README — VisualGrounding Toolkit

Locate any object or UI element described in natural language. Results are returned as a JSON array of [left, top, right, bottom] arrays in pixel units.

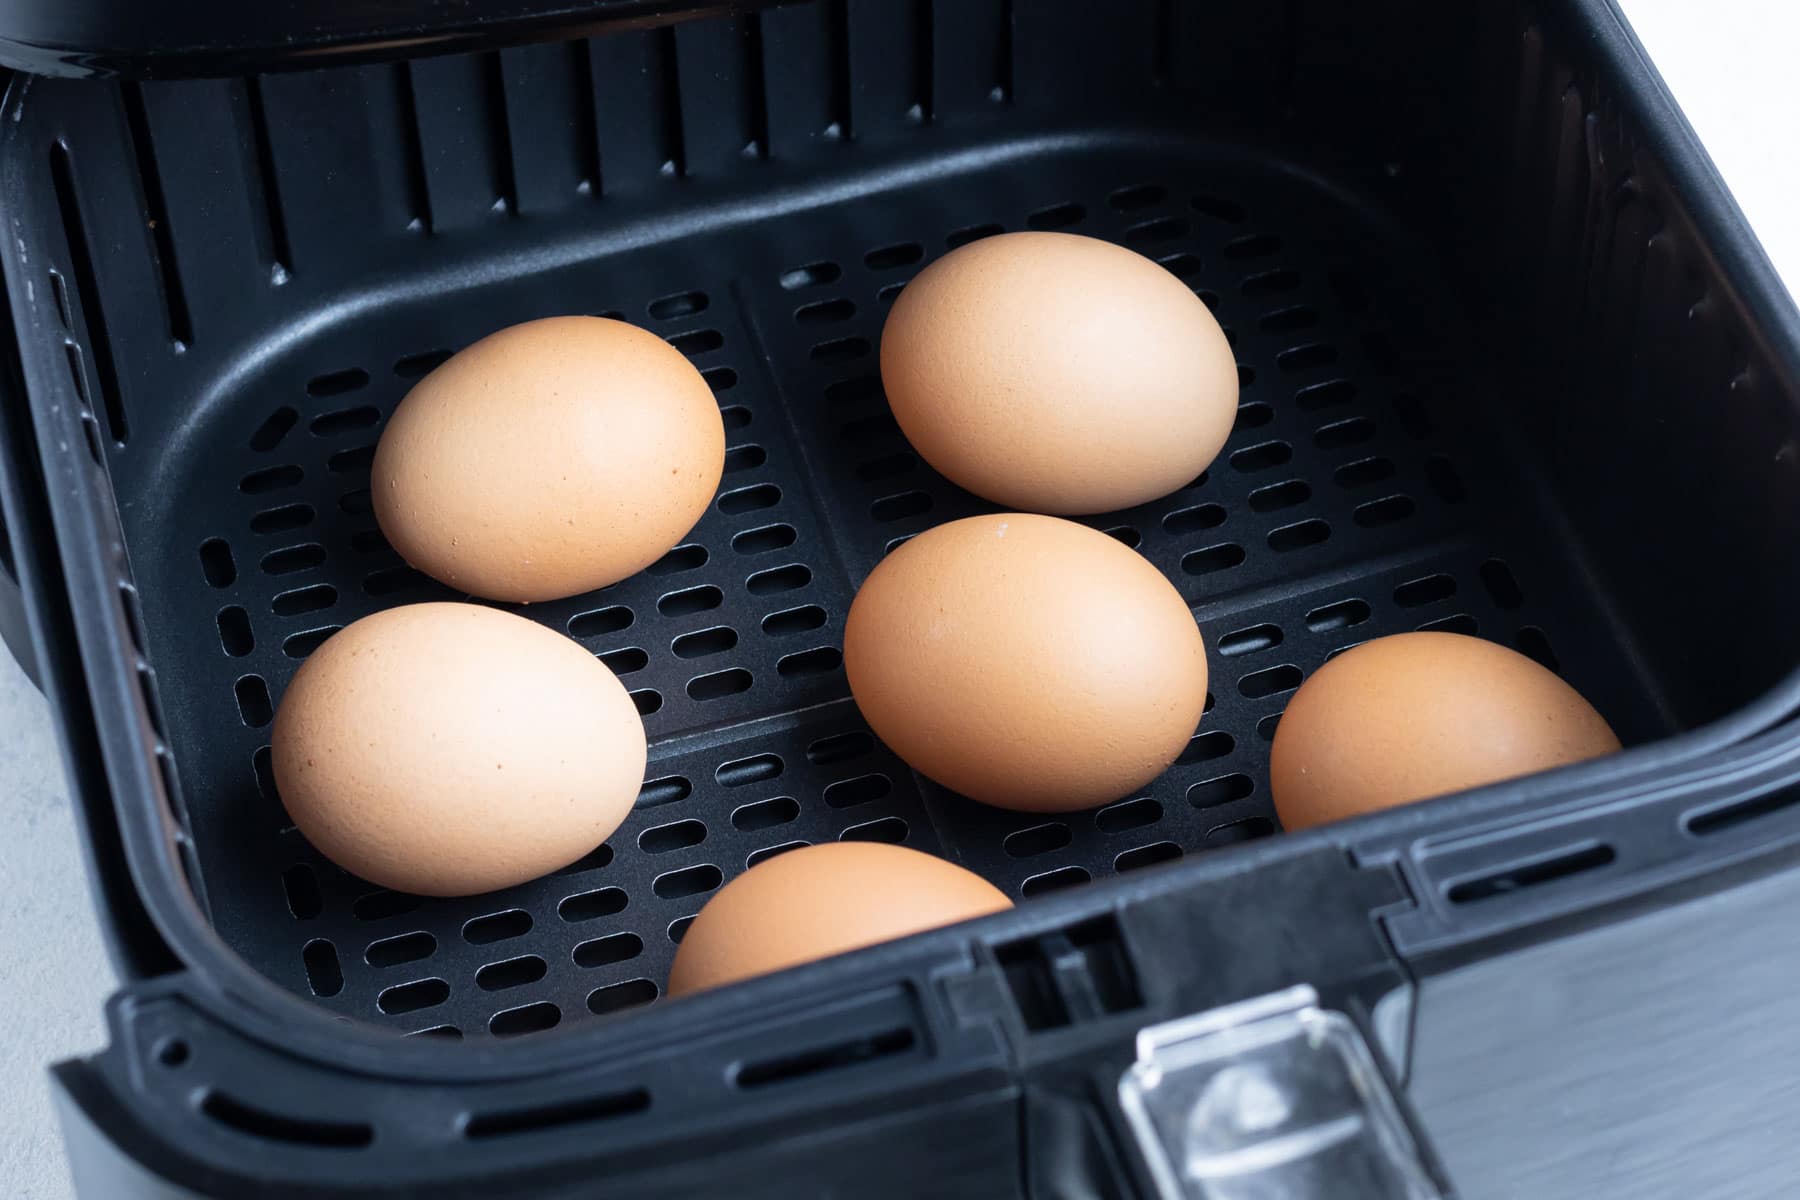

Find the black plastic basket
[[4, 1, 1800, 1195]]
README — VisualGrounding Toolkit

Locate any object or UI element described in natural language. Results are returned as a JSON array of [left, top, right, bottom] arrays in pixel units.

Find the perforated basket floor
[[133, 138, 1661, 1039]]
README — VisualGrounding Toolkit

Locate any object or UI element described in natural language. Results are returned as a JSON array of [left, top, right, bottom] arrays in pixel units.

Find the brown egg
[[845, 514, 1208, 812], [372, 316, 725, 603], [667, 843, 1011, 996], [271, 603, 647, 896], [1270, 632, 1621, 831], [879, 231, 1238, 515]]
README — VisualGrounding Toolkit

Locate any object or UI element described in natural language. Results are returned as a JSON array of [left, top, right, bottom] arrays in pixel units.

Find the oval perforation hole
[[1353, 494, 1416, 528], [217, 607, 253, 657], [362, 565, 430, 596], [555, 844, 615, 876], [1256, 713, 1282, 741], [240, 464, 302, 494], [1159, 251, 1203, 279], [261, 543, 326, 575], [658, 587, 721, 618], [1267, 519, 1330, 552], [631, 690, 663, 716], [763, 605, 827, 637], [1480, 560, 1524, 610], [840, 412, 900, 444], [649, 290, 708, 321], [249, 407, 298, 452], [842, 816, 908, 844], [1305, 598, 1370, 632], [464, 909, 532, 945], [748, 840, 810, 868], [1109, 183, 1166, 210], [781, 261, 841, 290], [271, 584, 336, 616], [1248, 479, 1310, 512], [1297, 379, 1356, 411], [718, 484, 780, 515], [476, 955, 547, 992], [672, 626, 738, 660], [569, 605, 633, 636], [489, 1002, 561, 1038], [366, 931, 435, 967], [559, 888, 627, 923], [250, 503, 314, 535], [1277, 343, 1337, 373], [688, 669, 753, 701], [640, 820, 706, 854], [1004, 823, 1072, 859], [282, 864, 321, 919], [1425, 456, 1467, 503], [1237, 665, 1302, 699], [870, 491, 931, 522], [234, 676, 273, 727], [747, 563, 810, 594], [1125, 216, 1188, 244], [667, 916, 696, 943], [1181, 543, 1245, 576], [653, 864, 722, 900], [574, 933, 644, 969], [639, 775, 693, 807], [200, 539, 237, 587], [1335, 457, 1395, 488], [1207, 817, 1276, 846], [354, 890, 422, 922], [723, 444, 767, 474], [307, 368, 369, 397], [1095, 798, 1163, 834], [327, 445, 375, 476], [795, 298, 855, 326], [588, 979, 658, 1016], [1115, 842, 1182, 872], [1242, 268, 1300, 297], [377, 978, 448, 1015], [865, 242, 923, 270], [1259, 304, 1317, 333], [811, 336, 871, 365], [282, 626, 339, 659], [600, 647, 648, 675], [1178, 730, 1236, 764], [339, 489, 372, 515], [826, 375, 882, 405], [1315, 416, 1377, 449], [1193, 194, 1248, 222], [1217, 624, 1282, 657], [705, 367, 739, 393], [1103, 525, 1141, 549], [1230, 441, 1292, 472], [1419, 613, 1478, 635], [824, 773, 892, 809], [667, 329, 724, 357], [718, 753, 783, 787], [733, 524, 797, 555], [733, 796, 800, 832], [1516, 626, 1560, 672], [310, 406, 379, 437], [946, 223, 1003, 248], [779, 647, 842, 677], [1234, 401, 1274, 432], [1027, 202, 1084, 229], [1188, 773, 1255, 808], [1394, 574, 1457, 608], [394, 349, 451, 378], [1022, 866, 1090, 896], [1162, 503, 1226, 535]]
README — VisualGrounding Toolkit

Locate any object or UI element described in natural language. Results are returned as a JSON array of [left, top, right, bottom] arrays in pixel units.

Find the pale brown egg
[[1270, 632, 1621, 831], [372, 316, 725, 604], [667, 843, 1011, 996], [845, 513, 1209, 812], [879, 231, 1238, 515], [271, 603, 647, 896]]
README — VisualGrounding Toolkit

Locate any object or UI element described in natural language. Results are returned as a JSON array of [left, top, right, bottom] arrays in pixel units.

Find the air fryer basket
[[7, 0, 1800, 1056]]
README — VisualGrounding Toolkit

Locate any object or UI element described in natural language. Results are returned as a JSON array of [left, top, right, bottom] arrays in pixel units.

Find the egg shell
[[271, 602, 648, 897], [1269, 631, 1621, 831], [879, 231, 1238, 515], [372, 316, 725, 603], [845, 513, 1209, 812], [666, 843, 1012, 996]]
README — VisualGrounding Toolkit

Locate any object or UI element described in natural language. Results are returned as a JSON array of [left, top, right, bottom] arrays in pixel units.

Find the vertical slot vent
[[483, 52, 519, 214], [120, 84, 193, 348], [49, 143, 128, 445], [745, 14, 770, 159], [912, 0, 935, 123], [829, 0, 853, 137], [571, 40, 601, 192], [659, 27, 686, 178], [242, 77, 294, 279], [394, 63, 433, 233]]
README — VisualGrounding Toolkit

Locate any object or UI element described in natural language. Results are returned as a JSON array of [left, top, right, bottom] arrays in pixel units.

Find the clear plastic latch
[[1117, 985, 1445, 1200]]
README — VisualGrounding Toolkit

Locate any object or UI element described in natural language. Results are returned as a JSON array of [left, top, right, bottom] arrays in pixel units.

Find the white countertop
[[0, 4, 1794, 1196]]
